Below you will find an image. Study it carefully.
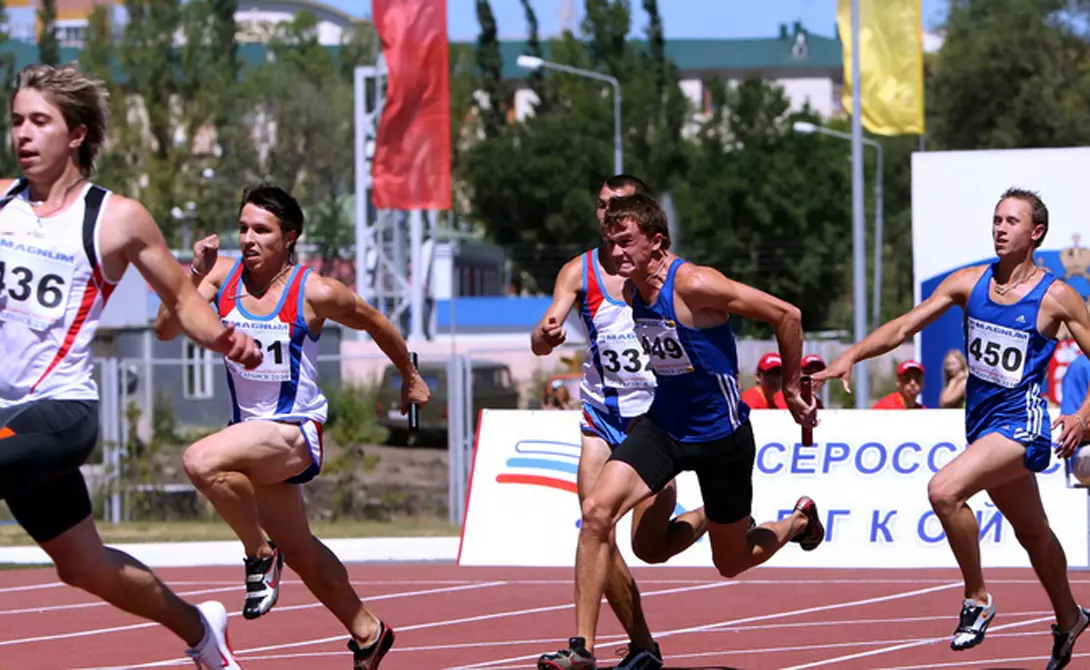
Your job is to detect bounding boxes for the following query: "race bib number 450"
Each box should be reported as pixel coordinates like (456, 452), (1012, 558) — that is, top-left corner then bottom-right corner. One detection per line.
(966, 316), (1028, 388)
(0, 239), (77, 330)
(226, 321), (292, 382)
(633, 318), (694, 376)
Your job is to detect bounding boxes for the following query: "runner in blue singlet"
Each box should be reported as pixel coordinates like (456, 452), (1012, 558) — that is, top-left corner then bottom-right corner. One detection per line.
(533, 176), (708, 670)
(816, 187), (1090, 670)
(538, 192), (822, 670)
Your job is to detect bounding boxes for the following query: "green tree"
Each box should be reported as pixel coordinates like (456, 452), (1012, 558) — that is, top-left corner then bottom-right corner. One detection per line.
(519, 0), (550, 113)
(0, 0), (17, 176)
(37, 0), (59, 66)
(79, 5), (135, 193)
(475, 0), (506, 138)
(929, 0), (1090, 149)
(675, 78), (852, 334)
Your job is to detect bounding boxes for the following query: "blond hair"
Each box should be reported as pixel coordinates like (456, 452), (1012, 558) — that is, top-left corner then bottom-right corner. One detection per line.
(11, 64), (109, 176)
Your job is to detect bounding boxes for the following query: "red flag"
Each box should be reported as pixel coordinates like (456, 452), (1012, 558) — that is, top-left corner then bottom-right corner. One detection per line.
(371, 0), (452, 210)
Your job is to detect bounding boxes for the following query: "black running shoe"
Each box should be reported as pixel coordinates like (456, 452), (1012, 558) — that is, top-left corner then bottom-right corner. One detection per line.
(950, 595), (996, 651)
(348, 621), (395, 670)
(615, 641), (662, 670)
(242, 542), (283, 620)
(1048, 606), (1090, 669)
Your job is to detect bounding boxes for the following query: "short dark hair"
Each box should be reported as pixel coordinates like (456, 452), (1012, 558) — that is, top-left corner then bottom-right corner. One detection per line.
(603, 174), (649, 195)
(997, 187), (1048, 249)
(604, 192), (671, 250)
(238, 184), (304, 262)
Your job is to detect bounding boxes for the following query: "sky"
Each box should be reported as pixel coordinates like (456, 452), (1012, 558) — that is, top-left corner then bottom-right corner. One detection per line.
(323, 0), (950, 42)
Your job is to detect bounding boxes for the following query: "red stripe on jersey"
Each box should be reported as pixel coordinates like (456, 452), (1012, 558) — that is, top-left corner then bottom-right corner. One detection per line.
(583, 251), (604, 318)
(217, 261), (245, 318)
(279, 267), (304, 325)
(30, 272), (101, 393)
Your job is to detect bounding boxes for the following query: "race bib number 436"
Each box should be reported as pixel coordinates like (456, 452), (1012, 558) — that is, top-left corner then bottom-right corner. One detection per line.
(966, 316), (1028, 388)
(0, 239), (77, 330)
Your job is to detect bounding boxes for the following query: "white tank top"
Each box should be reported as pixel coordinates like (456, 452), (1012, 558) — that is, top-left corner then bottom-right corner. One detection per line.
(214, 258), (328, 425)
(577, 248), (655, 417)
(0, 179), (115, 408)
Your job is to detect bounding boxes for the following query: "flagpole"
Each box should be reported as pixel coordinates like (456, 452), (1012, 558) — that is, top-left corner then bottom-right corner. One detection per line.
(851, 0), (869, 408)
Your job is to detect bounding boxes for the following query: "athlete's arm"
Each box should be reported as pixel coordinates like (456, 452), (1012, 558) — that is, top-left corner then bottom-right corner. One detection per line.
(112, 197), (260, 367)
(309, 275), (416, 374)
(1048, 282), (1090, 454)
(153, 256), (232, 341)
(815, 267), (978, 392)
(531, 256), (581, 356)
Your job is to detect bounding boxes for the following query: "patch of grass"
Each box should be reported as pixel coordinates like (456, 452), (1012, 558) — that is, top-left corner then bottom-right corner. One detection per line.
(0, 563), (51, 570)
(0, 517), (458, 546)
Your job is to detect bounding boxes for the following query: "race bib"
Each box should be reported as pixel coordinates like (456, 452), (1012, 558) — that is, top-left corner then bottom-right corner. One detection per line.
(226, 320), (292, 382)
(0, 236), (77, 330)
(966, 316), (1028, 388)
(595, 331), (653, 388)
(633, 317), (695, 376)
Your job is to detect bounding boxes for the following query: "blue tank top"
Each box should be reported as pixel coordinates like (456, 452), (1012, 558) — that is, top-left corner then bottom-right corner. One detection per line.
(963, 263), (1057, 443)
(630, 258), (748, 442)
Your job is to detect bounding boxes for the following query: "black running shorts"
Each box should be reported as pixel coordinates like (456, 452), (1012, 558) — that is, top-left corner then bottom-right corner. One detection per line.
(608, 416), (757, 525)
(0, 399), (99, 542)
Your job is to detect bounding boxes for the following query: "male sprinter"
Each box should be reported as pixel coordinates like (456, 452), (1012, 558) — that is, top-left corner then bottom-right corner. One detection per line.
(539, 193), (821, 669)
(155, 184), (429, 669)
(533, 175), (708, 670)
(816, 187), (1090, 669)
(1, 63), (258, 668)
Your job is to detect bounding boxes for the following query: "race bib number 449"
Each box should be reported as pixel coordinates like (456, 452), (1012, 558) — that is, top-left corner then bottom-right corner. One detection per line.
(634, 318), (694, 376)
(966, 316), (1028, 388)
(0, 238), (77, 330)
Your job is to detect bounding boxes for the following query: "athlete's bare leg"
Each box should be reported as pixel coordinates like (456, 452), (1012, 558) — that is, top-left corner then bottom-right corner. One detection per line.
(631, 479), (708, 564)
(40, 517), (205, 646)
(927, 432), (1032, 604)
(988, 468), (1080, 630)
(255, 483), (383, 644)
(578, 432), (654, 650)
(183, 420), (310, 559)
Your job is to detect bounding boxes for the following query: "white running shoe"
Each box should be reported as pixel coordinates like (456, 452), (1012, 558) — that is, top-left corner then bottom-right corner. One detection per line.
(185, 601), (242, 669)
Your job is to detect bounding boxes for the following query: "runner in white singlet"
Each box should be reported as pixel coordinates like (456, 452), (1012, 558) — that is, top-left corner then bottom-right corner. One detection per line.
(532, 175), (708, 670)
(0, 63), (261, 669)
(155, 184), (428, 670)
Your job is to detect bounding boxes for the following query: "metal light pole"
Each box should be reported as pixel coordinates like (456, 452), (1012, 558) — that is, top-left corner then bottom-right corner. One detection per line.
(792, 122), (885, 330)
(517, 55), (623, 175)
(849, 0), (869, 409)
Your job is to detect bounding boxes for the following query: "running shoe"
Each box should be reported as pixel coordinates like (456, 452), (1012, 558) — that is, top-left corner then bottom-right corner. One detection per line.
(242, 542), (283, 620)
(348, 620), (395, 670)
(185, 601), (241, 669)
(614, 641), (662, 670)
(1047, 605), (1090, 669)
(539, 637), (597, 670)
(950, 595), (996, 651)
(790, 496), (825, 551)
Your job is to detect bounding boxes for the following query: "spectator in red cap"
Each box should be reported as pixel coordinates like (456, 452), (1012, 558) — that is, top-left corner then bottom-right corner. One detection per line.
(773, 354), (826, 409)
(741, 352), (782, 409)
(872, 360), (926, 409)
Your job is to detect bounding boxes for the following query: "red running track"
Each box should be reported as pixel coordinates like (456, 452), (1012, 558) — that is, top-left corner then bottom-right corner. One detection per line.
(0, 564), (1088, 669)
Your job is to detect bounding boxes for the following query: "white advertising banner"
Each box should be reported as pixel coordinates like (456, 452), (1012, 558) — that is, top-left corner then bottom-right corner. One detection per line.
(457, 409), (1089, 569)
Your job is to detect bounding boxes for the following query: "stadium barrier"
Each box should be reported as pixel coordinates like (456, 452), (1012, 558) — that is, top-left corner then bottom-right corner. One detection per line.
(458, 409), (1090, 569)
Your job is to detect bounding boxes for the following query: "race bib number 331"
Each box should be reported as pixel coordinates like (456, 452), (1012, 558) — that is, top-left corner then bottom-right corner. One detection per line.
(227, 321), (292, 382)
(966, 316), (1028, 388)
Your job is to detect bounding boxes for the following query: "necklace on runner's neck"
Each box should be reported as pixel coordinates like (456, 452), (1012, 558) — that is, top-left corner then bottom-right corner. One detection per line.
(994, 265), (1039, 296)
(29, 176), (84, 223)
(236, 264), (292, 300)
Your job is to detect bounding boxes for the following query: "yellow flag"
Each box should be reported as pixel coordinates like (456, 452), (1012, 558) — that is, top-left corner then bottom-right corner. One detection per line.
(838, 0), (925, 136)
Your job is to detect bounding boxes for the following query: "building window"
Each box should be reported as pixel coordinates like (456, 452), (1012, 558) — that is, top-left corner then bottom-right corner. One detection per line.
(183, 341), (214, 400)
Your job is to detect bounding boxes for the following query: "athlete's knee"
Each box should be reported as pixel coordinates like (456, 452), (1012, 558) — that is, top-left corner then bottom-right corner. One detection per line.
(927, 473), (964, 517)
(581, 495), (618, 540)
(182, 442), (226, 487)
(711, 547), (747, 579)
(631, 536), (669, 564)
